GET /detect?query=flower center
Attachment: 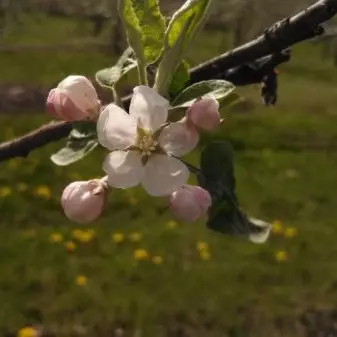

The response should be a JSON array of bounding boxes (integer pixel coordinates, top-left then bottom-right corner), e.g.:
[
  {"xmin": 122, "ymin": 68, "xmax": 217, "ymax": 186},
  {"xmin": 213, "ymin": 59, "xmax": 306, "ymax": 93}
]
[{"xmin": 137, "ymin": 135, "xmax": 159, "ymax": 157}]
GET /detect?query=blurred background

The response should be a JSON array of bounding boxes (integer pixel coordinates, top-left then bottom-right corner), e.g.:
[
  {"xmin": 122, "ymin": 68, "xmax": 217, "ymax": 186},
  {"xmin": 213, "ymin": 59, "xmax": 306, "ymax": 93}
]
[{"xmin": 2, "ymin": 0, "xmax": 337, "ymax": 336}]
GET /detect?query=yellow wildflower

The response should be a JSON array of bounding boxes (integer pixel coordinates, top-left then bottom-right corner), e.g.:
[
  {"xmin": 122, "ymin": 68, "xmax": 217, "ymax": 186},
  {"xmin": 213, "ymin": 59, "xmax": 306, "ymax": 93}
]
[
  {"xmin": 196, "ymin": 241, "xmax": 208, "ymax": 251},
  {"xmin": 76, "ymin": 275, "xmax": 88, "ymax": 286},
  {"xmin": 284, "ymin": 227, "xmax": 297, "ymax": 238},
  {"xmin": 199, "ymin": 250, "xmax": 211, "ymax": 261},
  {"xmin": 17, "ymin": 183, "xmax": 28, "ymax": 192},
  {"xmin": 72, "ymin": 229, "xmax": 95, "ymax": 243},
  {"xmin": 112, "ymin": 233, "xmax": 124, "ymax": 243},
  {"xmin": 65, "ymin": 241, "xmax": 76, "ymax": 252},
  {"xmin": 152, "ymin": 256, "xmax": 163, "ymax": 265},
  {"xmin": 0, "ymin": 187, "xmax": 12, "ymax": 197},
  {"xmin": 271, "ymin": 220, "xmax": 283, "ymax": 235},
  {"xmin": 166, "ymin": 220, "xmax": 178, "ymax": 229},
  {"xmin": 34, "ymin": 185, "xmax": 52, "ymax": 200},
  {"xmin": 49, "ymin": 233, "xmax": 63, "ymax": 243},
  {"xmin": 275, "ymin": 250, "xmax": 288, "ymax": 262},
  {"xmin": 129, "ymin": 232, "xmax": 142, "ymax": 242},
  {"xmin": 17, "ymin": 326, "xmax": 38, "ymax": 337},
  {"xmin": 134, "ymin": 249, "xmax": 149, "ymax": 260}
]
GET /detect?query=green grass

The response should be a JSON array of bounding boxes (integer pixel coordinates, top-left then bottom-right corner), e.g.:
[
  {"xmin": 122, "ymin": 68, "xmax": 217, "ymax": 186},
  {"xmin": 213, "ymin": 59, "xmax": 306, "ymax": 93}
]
[{"xmin": 2, "ymin": 16, "xmax": 337, "ymax": 337}]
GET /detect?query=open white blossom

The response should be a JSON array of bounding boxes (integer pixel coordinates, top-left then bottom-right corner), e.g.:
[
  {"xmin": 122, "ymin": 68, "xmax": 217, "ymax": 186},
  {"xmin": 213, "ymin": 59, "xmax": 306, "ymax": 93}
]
[{"xmin": 97, "ymin": 86, "xmax": 199, "ymax": 196}]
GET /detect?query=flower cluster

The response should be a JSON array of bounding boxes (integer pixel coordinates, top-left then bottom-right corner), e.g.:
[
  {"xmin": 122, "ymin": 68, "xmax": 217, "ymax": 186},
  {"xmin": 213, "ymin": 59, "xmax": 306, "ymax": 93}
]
[{"xmin": 47, "ymin": 76, "xmax": 221, "ymax": 224}]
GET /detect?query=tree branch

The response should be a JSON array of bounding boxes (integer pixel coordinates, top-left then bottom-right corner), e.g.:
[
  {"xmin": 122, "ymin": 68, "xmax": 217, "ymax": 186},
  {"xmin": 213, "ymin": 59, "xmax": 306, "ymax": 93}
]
[{"xmin": 0, "ymin": 0, "xmax": 336, "ymax": 162}]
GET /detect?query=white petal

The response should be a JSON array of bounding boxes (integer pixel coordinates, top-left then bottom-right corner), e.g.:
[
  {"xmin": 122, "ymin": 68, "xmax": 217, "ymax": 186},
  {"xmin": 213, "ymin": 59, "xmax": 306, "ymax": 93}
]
[
  {"xmin": 97, "ymin": 104, "xmax": 137, "ymax": 150},
  {"xmin": 158, "ymin": 121, "xmax": 199, "ymax": 157},
  {"xmin": 141, "ymin": 155, "xmax": 189, "ymax": 196},
  {"xmin": 103, "ymin": 151, "xmax": 144, "ymax": 188},
  {"xmin": 129, "ymin": 85, "xmax": 169, "ymax": 132}
]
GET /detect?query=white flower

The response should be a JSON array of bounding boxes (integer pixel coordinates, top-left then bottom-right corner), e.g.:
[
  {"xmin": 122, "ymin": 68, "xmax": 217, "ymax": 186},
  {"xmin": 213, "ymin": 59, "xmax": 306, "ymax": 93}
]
[{"xmin": 97, "ymin": 86, "xmax": 199, "ymax": 196}]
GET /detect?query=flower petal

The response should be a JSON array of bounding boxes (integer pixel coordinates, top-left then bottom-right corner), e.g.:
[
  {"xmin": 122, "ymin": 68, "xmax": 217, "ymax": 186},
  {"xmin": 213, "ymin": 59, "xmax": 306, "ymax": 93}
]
[
  {"xmin": 141, "ymin": 155, "xmax": 189, "ymax": 196},
  {"xmin": 129, "ymin": 85, "xmax": 169, "ymax": 132},
  {"xmin": 97, "ymin": 103, "xmax": 137, "ymax": 150},
  {"xmin": 158, "ymin": 120, "xmax": 199, "ymax": 156},
  {"xmin": 103, "ymin": 151, "xmax": 144, "ymax": 189}
]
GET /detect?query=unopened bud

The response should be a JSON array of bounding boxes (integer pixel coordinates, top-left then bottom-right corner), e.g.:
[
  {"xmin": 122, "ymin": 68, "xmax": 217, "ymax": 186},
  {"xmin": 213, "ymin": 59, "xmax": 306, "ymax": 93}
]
[
  {"xmin": 169, "ymin": 185, "xmax": 212, "ymax": 222},
  {"xmin": 187, "ymin": 97, "xmax": 221, "ymax": 131},
  {"xmin": 46, "ymin": 75, "xmax": 99, "ymax": 121},
  {"xmin": 61, "ymin": 179, "xmax": 107, "ymax": 223}
]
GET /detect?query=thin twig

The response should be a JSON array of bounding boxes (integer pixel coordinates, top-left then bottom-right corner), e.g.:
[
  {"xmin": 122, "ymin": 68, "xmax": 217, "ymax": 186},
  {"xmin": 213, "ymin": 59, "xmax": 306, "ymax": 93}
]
[{"xmin": 0, "ymin": 0, "xmax": 336, "ymax": 162}]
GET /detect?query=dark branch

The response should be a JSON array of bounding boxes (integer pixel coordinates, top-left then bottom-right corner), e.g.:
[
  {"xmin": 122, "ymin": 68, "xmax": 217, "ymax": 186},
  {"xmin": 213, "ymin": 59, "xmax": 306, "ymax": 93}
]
[
  {"xmin": 0, "ymin": 0, "xmax": 336, "ymax": 162},
  {"xmin": 189, "ymin": 0, "xmax": 337, "ymax": 83}
]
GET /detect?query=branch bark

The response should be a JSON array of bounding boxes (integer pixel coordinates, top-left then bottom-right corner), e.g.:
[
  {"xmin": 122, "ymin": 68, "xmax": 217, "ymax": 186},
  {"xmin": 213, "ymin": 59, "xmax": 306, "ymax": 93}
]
[{"xmin": 1, "ymin": 0, "xmax": 337, "ymax": 162}]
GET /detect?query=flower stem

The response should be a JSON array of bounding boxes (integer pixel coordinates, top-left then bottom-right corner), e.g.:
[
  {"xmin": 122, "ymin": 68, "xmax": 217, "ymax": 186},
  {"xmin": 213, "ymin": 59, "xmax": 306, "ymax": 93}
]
[{"xmin": 137, "ymin": 60, "xmax": 148, "ymax": 86}]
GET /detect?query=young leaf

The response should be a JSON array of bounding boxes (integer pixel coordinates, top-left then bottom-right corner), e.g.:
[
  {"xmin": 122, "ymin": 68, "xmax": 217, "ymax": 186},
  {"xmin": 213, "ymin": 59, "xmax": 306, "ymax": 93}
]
[
  {"xmin": 154, "ymin": 0, "xmax": 214, "ymax": 95},
  {"xmin": 118, "ymin": 0, "xmax": 145, "ymax": 66},
  {"xmin": 169, "ymin": 60, "xmax": 190, "ymax": 98},
  {"xmin": 172, "ymin": 80, "xmax": 235, "ymax": 107},
  {"xmin": 132, "ymin": 0, "xmax": 166, "ymax": 64},
  {"xmin": 50, "ymin": 122, "xmax": 98, "ymax": 166},
  {"xmin": 95, "ymin": 48, "xmax": 137, "ymax": 89},
  {"xmin": 198, "ymin": 141, "xmax": 271, "ymax": 243}
]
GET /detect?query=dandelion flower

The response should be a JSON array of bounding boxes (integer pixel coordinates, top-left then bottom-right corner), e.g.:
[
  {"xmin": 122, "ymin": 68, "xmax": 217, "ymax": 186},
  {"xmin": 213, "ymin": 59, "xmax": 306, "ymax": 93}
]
[
  {"xmin": 134, "ymin": 249, "xmax": 149, "ymax": 261},
  {"xmin": 76, "ymin": 275, "xmax": 88, "ymax": 286},
  {"xmin": 152, "ymin": 256, "xmax": 163, "ymax": 265},
  {"xmin": 72, "ymin": 229, "xmax": 95, "ymax": 243},
  {"xmin": 65, "ymin": 241, "xmax": 76, "ymax": 252},
  {"xmin": 271, "ymin": 220, "xmax": 283, "ymax": 235},
  {"xmin": 112, "ymin": 233, "xmax": 124, "ymax": 243},
  {"xmin": 199, "ymin": 250, "xmax": 211, "ymax": 261},
  {"xmin": 284, "ymin": 227, "xmax": 297, "ymax": 238},
  {"xmin": 0, "ymin": 187, "xmax": 12, "ymax": 197},
  {"xmin": 17, "ymin": 326, "xmax": 38, "ymax": 337},
  {"xmin": 166, "ymin": 220, "xmax": 178, "ymax": 230},
  {"xmin": 34, "ymin": 185, "xmax": 52, "ymax": 200},
  {"xmin": 129, "ymin": 232, "xmax": 142, "ymax": 242},
  {"xmin": 275, "ymin": 250, "xmax": 288, "ymax": 262},
  {"xmin": 49, "ymin": 233, "xmax": 64, "ymax": 243},
  {"xmin": 196, "ymin": 241, "xmax": 208, "ymax": 251}
]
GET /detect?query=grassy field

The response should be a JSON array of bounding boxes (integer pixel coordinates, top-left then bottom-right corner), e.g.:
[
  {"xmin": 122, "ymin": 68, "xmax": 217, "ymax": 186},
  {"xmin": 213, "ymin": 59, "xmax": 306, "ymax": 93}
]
[{"xmin": 2, "ymin": 15, "xmax": 337, "ymax": 337}]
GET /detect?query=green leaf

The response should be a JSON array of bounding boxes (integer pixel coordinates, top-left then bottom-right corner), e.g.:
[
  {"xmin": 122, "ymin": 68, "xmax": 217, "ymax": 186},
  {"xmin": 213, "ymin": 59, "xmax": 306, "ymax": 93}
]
[
  {"xmin": 169, "ymin": 60, "xmax": 190, "ymax": 98},
  {"xmin": 95, "ymin": 48, "xmax": 137, "ymax": 89},
  {"xmin": 198, "ymin": 141, "xmax": 271, "ymax": 243},
  {"xmin": 172, "ymin": 80, "xmax": 236, "ymax": 107},
  {"xmin": 154, "ymin": 0, "xmax": 214, "ymax": 95},
  {"xmin": 118, "ymin": 0, "xmax": 165, "ymax": 66},
  {"xmin": 133, "ymin": 0, "xmax": 166, "ymax": 64},
  {"xmin": 50, "ymin": 122, "xmax": 98, "ymax": 166},
  {"xmin": 118, "ymin": 0, "xmax": 145, "ymax": 66}
]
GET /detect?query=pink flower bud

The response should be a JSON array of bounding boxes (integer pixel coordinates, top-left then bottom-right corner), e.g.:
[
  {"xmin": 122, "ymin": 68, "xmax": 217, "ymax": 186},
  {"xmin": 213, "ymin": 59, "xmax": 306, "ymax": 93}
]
[
  {"xmin": 61, "ymin": 180, "xmax": 107, "ymax": 223},
  {"xmin": 187, "ymin": 97, "xmax": 221, "ymax": 131},
  {"xmin": 46, "ymin": 75, "xmax": 99, "ymax": 121},
  {"xmin": 169, "ymin": 185, "xmax": 212, "ymax": 222}
]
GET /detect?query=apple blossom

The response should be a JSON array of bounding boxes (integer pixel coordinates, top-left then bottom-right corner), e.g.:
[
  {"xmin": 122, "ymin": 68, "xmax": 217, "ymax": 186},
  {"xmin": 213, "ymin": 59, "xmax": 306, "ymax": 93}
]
[
  {"xmin": 97, "ymin": 86, "xmax": 200, "ymax": 196},
  {"xmin": 46, "ymin": 75, "xmax": 100, "ymax": 121}
]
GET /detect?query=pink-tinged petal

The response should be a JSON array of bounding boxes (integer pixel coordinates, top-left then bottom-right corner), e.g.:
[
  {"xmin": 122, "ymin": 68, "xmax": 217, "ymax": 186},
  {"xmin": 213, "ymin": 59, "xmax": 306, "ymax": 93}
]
[
  {"xmin": 61, "ymin": 180, "xmax": 107, "ymax": 223},
  {"xmin": 141, "ymin": 154, "xmax": 189, "ymax": 196},
  {"xmin": 169, "ymin": 185, "xmax": 212, "ymax": 222},
  {"xmin": 129, "ymin": 85, "xmax": 169, "ymax": 132},
  {"xmin": 97, "ymin": 103, "xmax": 137, "ymax": 151},
  {"xmin": 158, "ymin": 120, "xmax": 199, "ymax": 156},
  {"xmin": 58, "ymin": 75, "xmax": 99, "ymax": 115},
  {"xmin": 187, "ymin": 97, "xmax": 221, "ymax": 131},
  {"xmin": 46, "ymin": 88, "xmax": 87, "ymax": 121},
  {"xmin": 103, "ymin": 150, "xmax": 144, "ymax": 189}
]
